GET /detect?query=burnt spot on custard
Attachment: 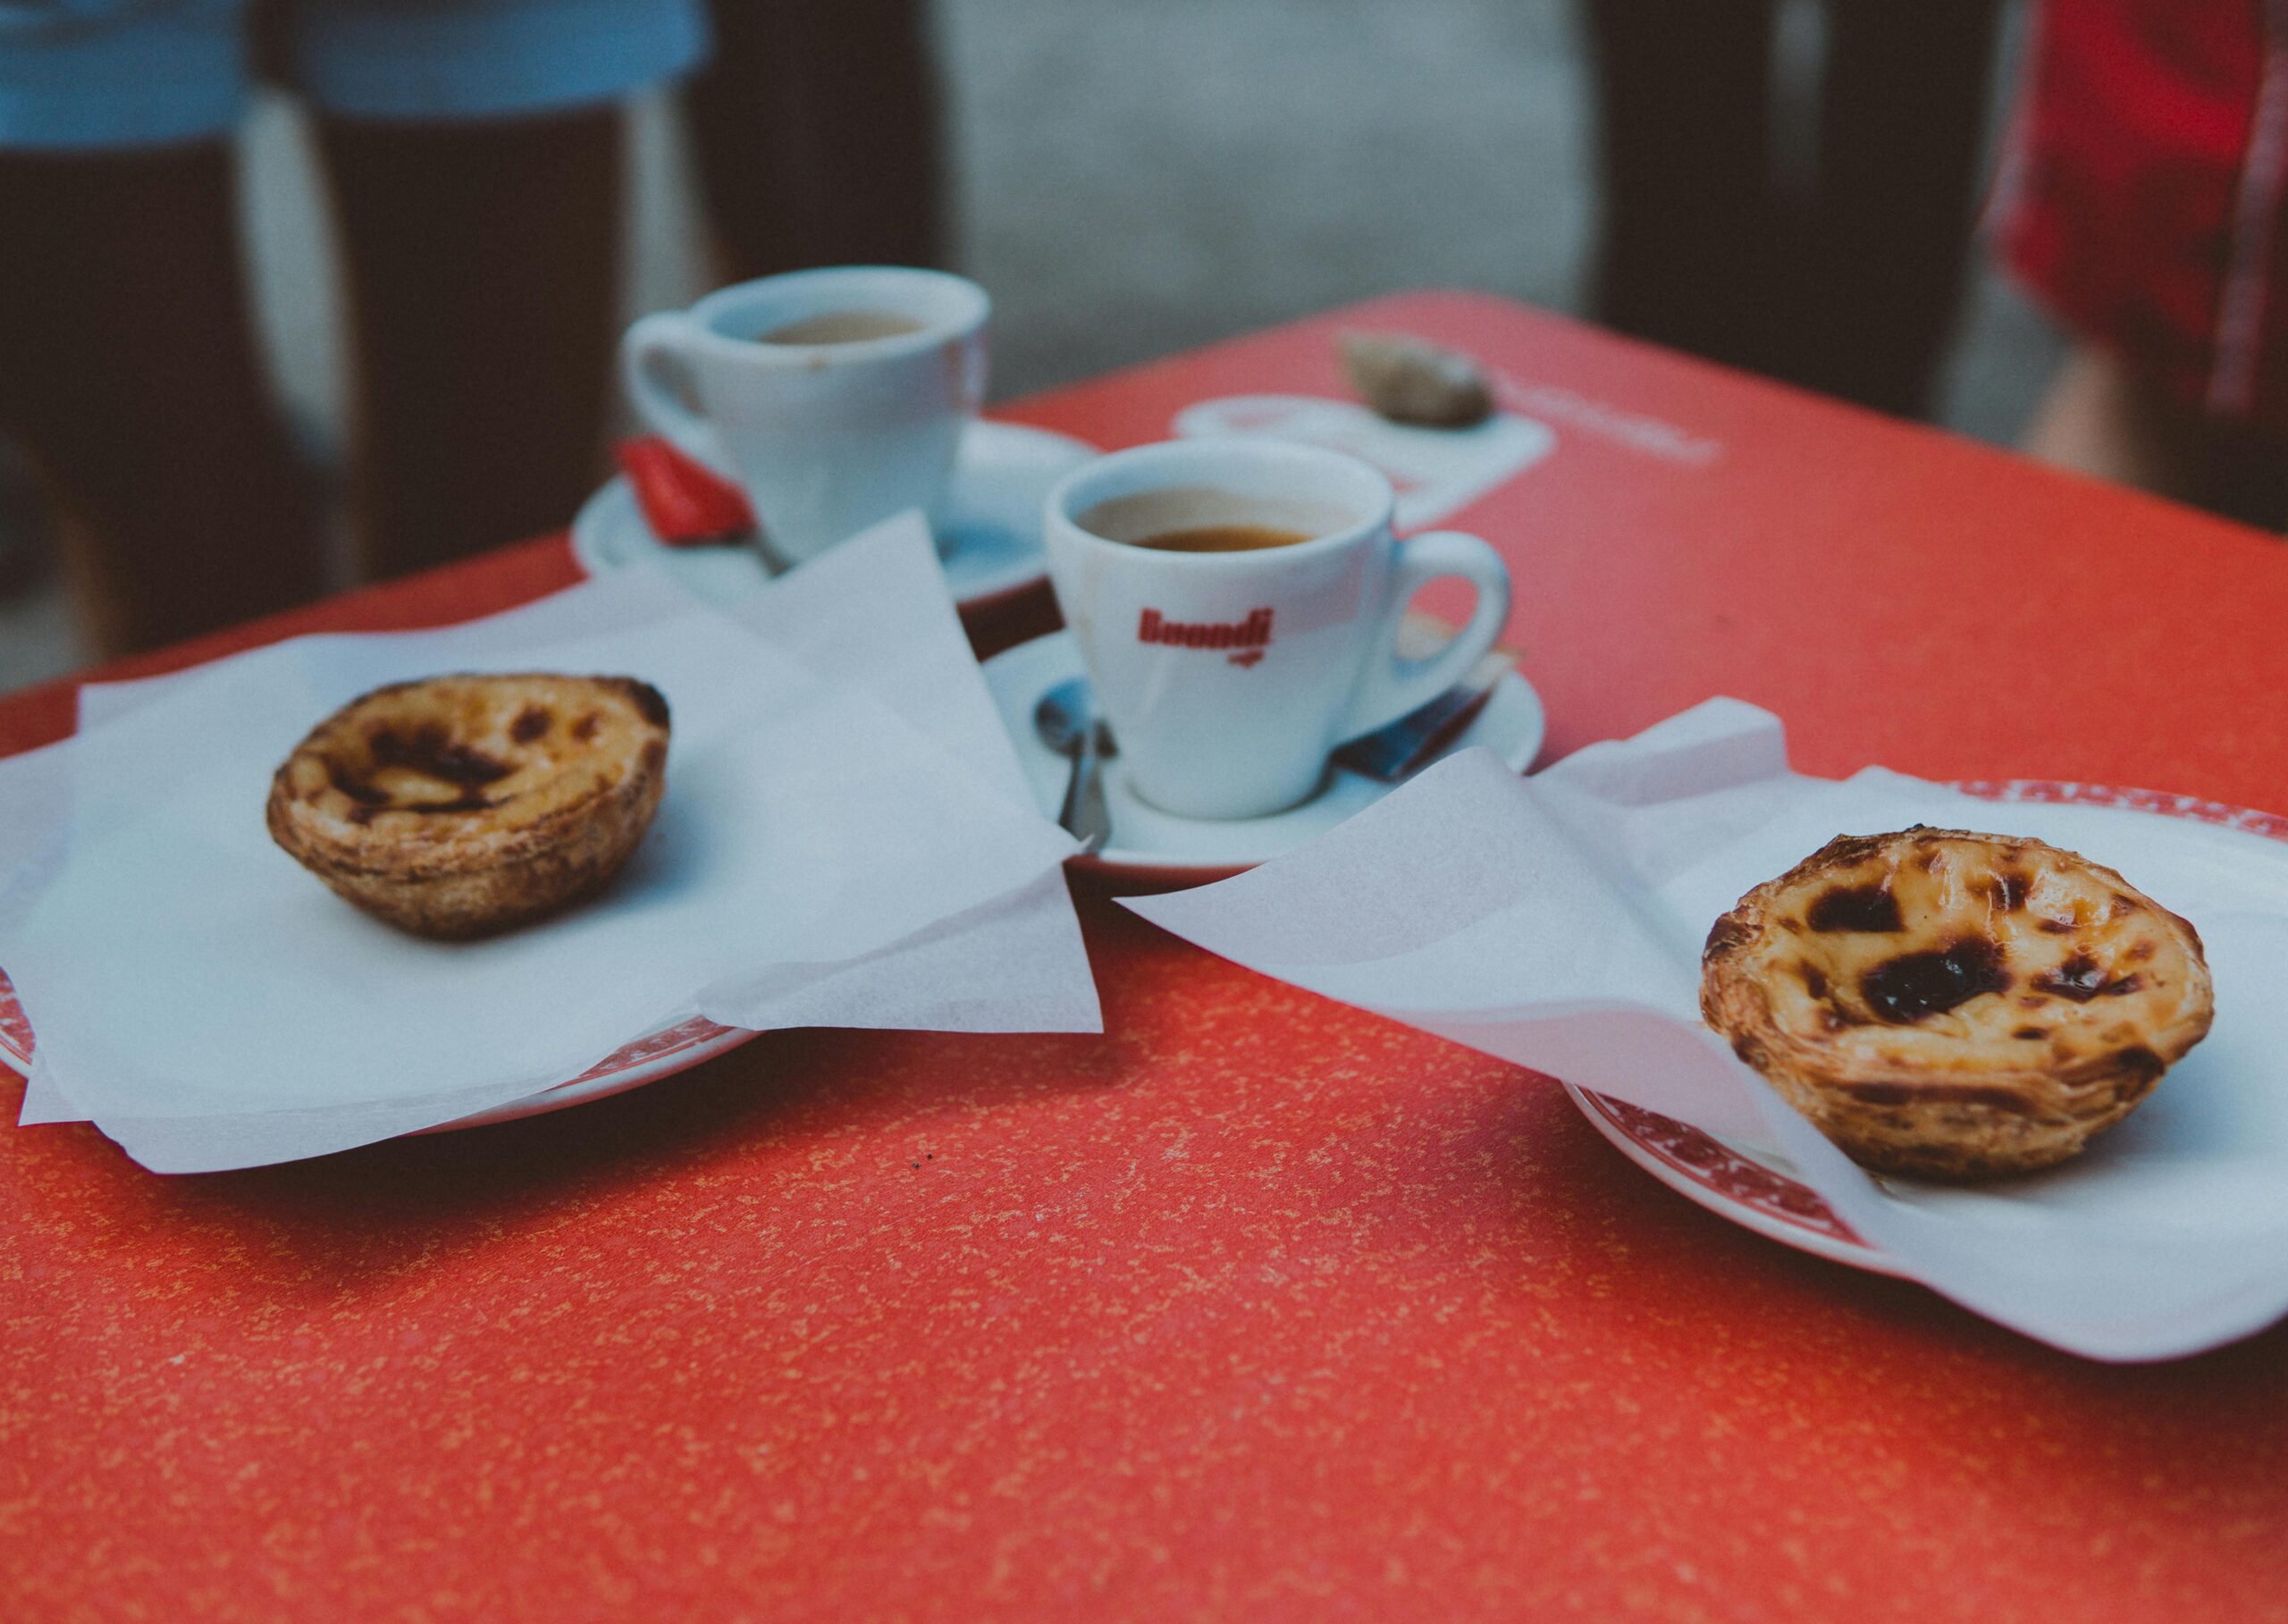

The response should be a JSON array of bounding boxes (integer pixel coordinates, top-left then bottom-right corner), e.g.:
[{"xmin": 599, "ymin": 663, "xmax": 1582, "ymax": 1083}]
[
  {"xmin": 1859, "ymin": 937, "xmax": 2010, "ymax": 1024},
  {"xmin": 1793, "ymin": 964, "xmax": 1870, "ymax": 1030},
  {"xmin": 625, "ymin": 680, "xmax": 671, "ymax": 730},
  {"xmin": 1975, "ymin": 870, "xmax": 2030, "ymax": 911},
  {"xmin": 511, "ymin": 705, "xmax": 553, "ymax": 744},
  {"xmin": 572, "ymin": 713, "xmax": 601, "ymax": 742},
  {"xmin": 2037, "ymin": 918, "xmax": 2074, "ymax": 935},
  {"xmin": 2031, "ymin": 955, "xmax": 2142, "ymax": 1002},
  {"xmin": 1807, "ymin": 883, "xmax": 1903, "ymax": 934},
  {"xmin": 1704, "ymin": 913, "xmax": 1755, "ymax": 956},
  {"xmin": 2114, "ymin": 1046, "xmax": 2166, "ymax": 1087},
  {"xmin": 325, "ymin": 763, "xmax": 389, "ymax": 806},
  {"xmin": 2013, "ymin": 1025, "xmax": 2047, "ymax": 1040},
  {"xmin": 328, "ymin": 723, "xmax": 515, "ymax": 818},
  {"xmin": 366, "ymin": 725, "xmax": 513, "ymax": 789}
]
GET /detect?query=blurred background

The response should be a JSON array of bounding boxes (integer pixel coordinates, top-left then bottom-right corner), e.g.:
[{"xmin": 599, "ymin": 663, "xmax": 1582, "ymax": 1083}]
[{"xmin": 0, "ymin": 0, "xmax": 2059, "ymax": 694}]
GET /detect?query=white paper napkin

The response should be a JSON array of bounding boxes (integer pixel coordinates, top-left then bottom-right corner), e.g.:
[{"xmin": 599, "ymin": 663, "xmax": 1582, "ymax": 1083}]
[
  {"xmin": 1127, "ymin": 699, "xmax": 2288, "ymax": 1361},
  {"xmin": 2, "ymin": 515, "xmax": 1098, "ymax": 1172}
]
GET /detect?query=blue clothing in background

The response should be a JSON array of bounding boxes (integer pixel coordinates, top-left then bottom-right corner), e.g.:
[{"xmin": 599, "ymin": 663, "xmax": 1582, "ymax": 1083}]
[{"xmin": 0, "ymin": 0, "xmax": 711, "ymax": 147}]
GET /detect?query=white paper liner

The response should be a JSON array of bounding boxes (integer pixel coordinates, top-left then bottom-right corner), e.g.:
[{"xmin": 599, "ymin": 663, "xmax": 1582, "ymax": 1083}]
[
  {"xmin": 3, "ymin": 515, "xmax": 1098, "ymax": 1171},
  {"xmin": 1127, "ymin": 699, "xmax": 2288, "ymax": 1361}
]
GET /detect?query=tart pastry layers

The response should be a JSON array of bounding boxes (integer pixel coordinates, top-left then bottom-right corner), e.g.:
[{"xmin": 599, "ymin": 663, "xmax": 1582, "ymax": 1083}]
[
  {"xmin": 1702, "ymin": 828, "xmax": 2212, "ymax": 1181},
  {"xmin": 267, "ymin": 673, "xmax": 670, "ymax": 939}
]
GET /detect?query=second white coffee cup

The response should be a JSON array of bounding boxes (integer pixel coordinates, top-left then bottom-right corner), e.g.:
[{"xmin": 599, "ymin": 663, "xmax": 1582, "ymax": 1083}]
[
  {"xmin": 1044, "ymin": 439, "xmax": 1513, "ymax": 820},
  {"xmin": 620, "ymin": 266, "xmax": 990, "ymax": 566}
]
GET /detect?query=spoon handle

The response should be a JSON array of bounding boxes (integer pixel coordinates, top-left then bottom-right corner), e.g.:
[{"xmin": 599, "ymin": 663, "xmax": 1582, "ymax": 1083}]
[{"xmin": 1059, "ymin": 723, "xmax": 1113, "ymax": 854}]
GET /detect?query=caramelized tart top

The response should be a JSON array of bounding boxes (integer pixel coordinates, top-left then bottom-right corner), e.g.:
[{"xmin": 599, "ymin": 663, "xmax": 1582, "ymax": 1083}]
[
  {"xmin": 1703, "ymin": 828, "xmax": 2212, "ymax": 1089},
  {"xmin": 270, "ymin": 674, "xmax": 669, "ymax": 871}
]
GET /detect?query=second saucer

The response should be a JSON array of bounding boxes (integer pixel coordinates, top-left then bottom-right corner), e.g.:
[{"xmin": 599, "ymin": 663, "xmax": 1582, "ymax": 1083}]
[
  {"xmin": 984, "ymin": 629, "xmax": 1546, "ymax": 887},
  {"xmin": 571, "ymin": 418, "xmax": 1098, "ymax": 611}
]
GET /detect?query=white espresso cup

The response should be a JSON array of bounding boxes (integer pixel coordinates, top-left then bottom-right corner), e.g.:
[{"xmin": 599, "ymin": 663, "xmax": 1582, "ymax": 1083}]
[
  {"xmin": 1044, "ymin": 439, "xmax": 1512, "ymax": 820},
  {"xmin": 620, "ymin": 266, "xmax": 990, "ymax": 565}
]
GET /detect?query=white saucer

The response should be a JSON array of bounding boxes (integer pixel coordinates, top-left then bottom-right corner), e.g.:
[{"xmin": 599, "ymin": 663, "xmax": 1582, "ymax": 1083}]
[
  {"xmin": 984, "ymin": 630, "xmax": 1546, "ymax": 885},
  {"xmin": 570, "ymin": 418, "xmax": 1097, "ymax": 610}
]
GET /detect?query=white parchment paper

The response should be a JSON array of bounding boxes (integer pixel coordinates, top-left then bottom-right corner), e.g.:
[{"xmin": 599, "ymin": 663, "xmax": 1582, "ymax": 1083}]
[
  {"xmin": 2, "ymin": 515, "xmax": 1098, "ymax": 1172},
  {"xmin": 1128, "ymin": 699, "xmax": 2288, "ymax": 1361}
]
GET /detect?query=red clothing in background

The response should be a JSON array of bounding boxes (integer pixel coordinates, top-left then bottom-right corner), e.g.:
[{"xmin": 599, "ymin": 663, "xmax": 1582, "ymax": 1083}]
[{"xmin": 2000, "ymin": 0, "xmax": 2288, "ymax": 427}]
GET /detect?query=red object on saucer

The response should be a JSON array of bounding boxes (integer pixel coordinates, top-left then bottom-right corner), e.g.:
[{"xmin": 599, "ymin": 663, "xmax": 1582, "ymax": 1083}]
[{"xmin": 612, "ymin": 437, "xmax": 755, "ymax": 544}]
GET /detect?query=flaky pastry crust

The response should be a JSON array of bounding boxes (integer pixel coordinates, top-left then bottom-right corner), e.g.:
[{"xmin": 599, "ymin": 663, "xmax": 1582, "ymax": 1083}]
[
  {"xmin": 1702, "ymin": 828, "xmax": 2212, "ymax": 1181},
  {"xmin": 266, "ymin": 673, "xmax": 670, "ymax": 938}
]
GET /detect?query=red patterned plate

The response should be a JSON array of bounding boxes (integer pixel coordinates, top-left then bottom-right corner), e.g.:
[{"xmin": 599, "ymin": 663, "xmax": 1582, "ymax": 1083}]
[
  {"xmin": 1565, "ymin": 778, "xmax": 2288, "ymax": 1276},
  {"xmin": 425, "ymin": 1020, "xmax": 758, "ymax": 1132},
  {"xmin": 0, "ymin": 979, "xmax": 756, "ymax": 1135}
]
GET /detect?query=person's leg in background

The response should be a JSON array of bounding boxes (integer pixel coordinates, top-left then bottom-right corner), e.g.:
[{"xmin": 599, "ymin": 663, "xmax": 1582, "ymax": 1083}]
[
  {"xmin": 1801, "ymin": 0, "xmax": 2002, "ymax": 418},
  {"xmin": 319, "ymin": 110, "xmax": 626, "ymax": 581},
  {"xmin": 1583, "ymin": 0, "xmax": 1777, "ymax": 374},
  {"xmin": 2025, "ymin": 343, "xmax": 2288, "ymax": 527},
  {"xmin": 0, "ymin": 438, "xmax": 48, "ymax": 603},
  {"xmin": 0, "ymin": 8, "xmax": 324, "ymax": 655},
  {"xmin": 2021, "ymin": 346, "xmax": 2212, "ymax": 503},
  {"xmin": 295, "ymin": 0, "xmax": 709, "ymax": 581},
  {"xmin": 686, "ymin": 0, "xmax": 945, "ymax": 279}
]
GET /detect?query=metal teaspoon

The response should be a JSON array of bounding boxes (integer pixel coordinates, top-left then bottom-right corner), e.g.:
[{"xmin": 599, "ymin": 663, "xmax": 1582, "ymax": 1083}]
[{"xmin": 1032, "ymin": 678, "xmax": 1116, "ymax": 853}]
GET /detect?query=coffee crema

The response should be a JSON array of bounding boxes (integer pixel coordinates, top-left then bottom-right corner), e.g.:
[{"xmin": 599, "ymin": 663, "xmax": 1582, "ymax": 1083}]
[
  {"xmin": 1131, "ymin": 523, "xmax": 1315, "ymax": 553},
  {"xmin": 753, "ymin": 310, "xmax": 926, "ymax": 346}
]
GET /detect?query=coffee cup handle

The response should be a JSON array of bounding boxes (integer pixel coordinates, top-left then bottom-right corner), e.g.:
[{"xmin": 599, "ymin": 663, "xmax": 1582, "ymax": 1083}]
[
  {"xmin": 1339, "ymin": 530, "xmax": 1514, "ymax": 741},
  {"xmin": 620, "ymin": 312, "xmax": 737, "ymax": 477}
]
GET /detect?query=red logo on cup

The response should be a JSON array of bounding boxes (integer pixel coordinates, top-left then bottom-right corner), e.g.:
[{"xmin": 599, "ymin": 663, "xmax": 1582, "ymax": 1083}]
[{"xmin": 1136, "ymin": 607, "xmax": 1274, "ymax": 656}]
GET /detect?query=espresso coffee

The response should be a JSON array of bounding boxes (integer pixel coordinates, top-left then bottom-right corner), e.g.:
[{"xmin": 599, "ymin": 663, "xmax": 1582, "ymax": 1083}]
[
  {"xmin": 1132, "ymin": 523, "xmax": 1315, "ymax": 553},
  {"xmin": 754, "ymin": 310, "xmax": 927, "ymax": 346},
  {"xmin": 1076, "ymin": 487, "xmax": 1348, "ymax": 555}
]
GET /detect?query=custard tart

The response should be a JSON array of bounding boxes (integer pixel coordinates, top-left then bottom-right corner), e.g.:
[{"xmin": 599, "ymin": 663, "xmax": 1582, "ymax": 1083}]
[
  {"xmin": 1702, "ymin": 827, "xmax": 2212, "ymax": 1181},
  {"xmin": 267, "ymin": 673, "xmax": 669, "ymax": 939}
]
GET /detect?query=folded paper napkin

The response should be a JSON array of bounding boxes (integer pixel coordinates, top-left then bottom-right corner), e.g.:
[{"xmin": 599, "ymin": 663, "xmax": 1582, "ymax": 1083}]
[
  {"xmin": 1128, "ymin": 699, "xmax": 2288, "ymax": 1361},
  {"xmin": 0, "ymin": 514, "xmax": 1098, "ymax": 1173}
]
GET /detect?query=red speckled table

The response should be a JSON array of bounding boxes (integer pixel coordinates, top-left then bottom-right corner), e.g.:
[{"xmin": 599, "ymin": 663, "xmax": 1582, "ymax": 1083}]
[{"xmin": 8, "ymin": 295, "xmax": 2288, "ymax": 1621}]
